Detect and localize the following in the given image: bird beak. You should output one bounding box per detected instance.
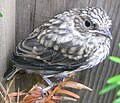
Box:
[89,28,112,39]
[98,28,112,39]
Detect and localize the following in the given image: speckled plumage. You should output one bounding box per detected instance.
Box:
[4,7,112,80]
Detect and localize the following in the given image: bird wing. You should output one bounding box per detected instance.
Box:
[13,13,89,71]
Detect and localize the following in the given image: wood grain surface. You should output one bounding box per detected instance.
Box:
[0,0,15,82]
[4,0,120,103]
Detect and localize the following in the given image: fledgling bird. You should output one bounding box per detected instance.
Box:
[4,7,112,86]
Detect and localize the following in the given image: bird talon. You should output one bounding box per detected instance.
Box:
[68,72,75,78]
[63,72,75,82]
[42,86,53,94]
[45,75,74,101]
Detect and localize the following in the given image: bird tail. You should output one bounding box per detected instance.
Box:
[4,67,20,80]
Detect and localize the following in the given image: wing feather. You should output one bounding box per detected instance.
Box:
[13,12,88,71]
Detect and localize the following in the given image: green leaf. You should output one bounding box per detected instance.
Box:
[118,43,120,48]
[99,84,118,95]
[0,12,3,17]
[113,98,120,103]
[107,75,120,84]
[109,56,120,64]
[117,81,120,85]
[116,90,120,96]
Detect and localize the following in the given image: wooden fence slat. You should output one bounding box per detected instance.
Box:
[16,0,37,44]
[0,0,15,82]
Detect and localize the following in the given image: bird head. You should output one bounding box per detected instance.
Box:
[74,7,112,39]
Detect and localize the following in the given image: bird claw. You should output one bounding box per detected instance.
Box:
[42,72,76,94]
[23,74,92,103]
[44,74,75,102]
[42,86,53,94]
[25,72,78,103]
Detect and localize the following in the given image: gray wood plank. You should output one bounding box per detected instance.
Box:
[16,0,36,44]
[0,0,15,82]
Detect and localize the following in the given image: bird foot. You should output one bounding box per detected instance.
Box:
[44,73,75,102]
[23,73,92,103]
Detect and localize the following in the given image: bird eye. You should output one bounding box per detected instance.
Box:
[84,20,91,27]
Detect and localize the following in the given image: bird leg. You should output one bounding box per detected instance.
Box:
[43,76,55,86]
[41,75,59,94]
[23,72,76,103]
[33,72,76,103]
[44,72,75,102]
[42,71,76,90]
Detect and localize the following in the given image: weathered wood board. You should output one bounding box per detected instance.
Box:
[0,0,15,82]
